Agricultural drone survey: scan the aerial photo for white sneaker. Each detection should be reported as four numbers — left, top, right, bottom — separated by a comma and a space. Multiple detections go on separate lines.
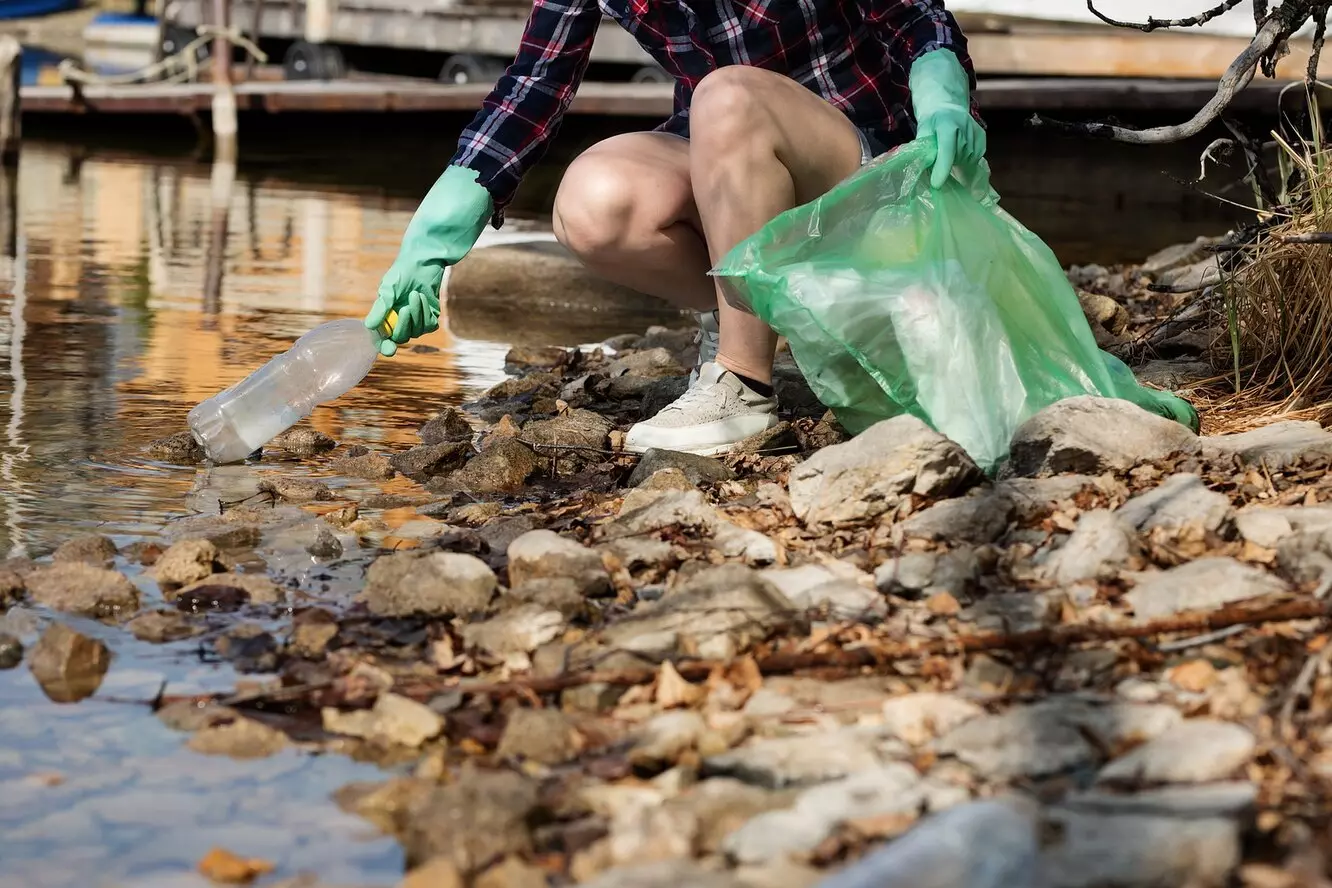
690, 311, 720, 387
626, 361, 779, 456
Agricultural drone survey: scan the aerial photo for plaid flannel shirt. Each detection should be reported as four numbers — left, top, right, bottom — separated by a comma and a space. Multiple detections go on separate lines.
449, 0, 976, 226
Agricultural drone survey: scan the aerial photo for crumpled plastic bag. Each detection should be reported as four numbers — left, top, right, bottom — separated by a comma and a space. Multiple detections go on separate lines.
711, 135, 1198, 473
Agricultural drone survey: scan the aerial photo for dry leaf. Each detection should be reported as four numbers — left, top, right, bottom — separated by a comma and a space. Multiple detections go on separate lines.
844, 811, 918, 841
655, 661, 704, 708
728, 655, 763, 696
926, 591, 961, 617
197, 847, 275, 884
430, 636, 459, 670
1167, 659, 1218, 693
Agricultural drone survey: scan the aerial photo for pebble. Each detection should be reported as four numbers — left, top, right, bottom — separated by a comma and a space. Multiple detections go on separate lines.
874, 552, 938, 597
322, 693, 445, 748
1125, 558, 1286, 620
126, 610, 203, 643
787, 415, 981, 527
306, 526, 343, 559
268, 426, 336, 457
703, 726, 901, 789
258, 476, 333, 503
1097, 719, 1256, 785
508, 530, 610, 597
151, 538, 225, 589
175, 572, 284, 606
52, 534, 118, 566
1006, 396, 1198, 477
1116, 473, 1231, 534
462, 604, 568, 657
628, 448, 736, 487
496, 708, 583, 765
608, 348, 687, 379
26, 563, 140, 620
0, 632, 21, 668
1042, 510, 1138, 585
360, 551, 497, 618
1234, 507, 1296, 549
27, 623, 111, 703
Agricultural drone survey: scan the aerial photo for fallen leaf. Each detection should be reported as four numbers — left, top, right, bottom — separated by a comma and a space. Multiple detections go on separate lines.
1167, 659, 1218, 693
655, 660, 704, 709
926, 591, 961, 617
197, 847, 275, 884
844, 811, 918, 840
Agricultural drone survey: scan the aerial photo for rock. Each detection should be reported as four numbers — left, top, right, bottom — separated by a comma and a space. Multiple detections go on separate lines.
635, 468, 697, 495
1157, 256, 1222, 290
268, 426, 336, 457
26, 563, 139, 620
146, 431, 205, 465
127, 610, 203, 643
609, 348, 687, 379
0, 568, 24, 607
1277, 526, 1332, 585
1061, 783, 1258, 818
151, 538, 225, 588
930, 549, 983, 598
874, 552, 939, 597
402, 858, 464, 888
641, 377, 691, 419
1142, 236, 1220, 275
322, 693, 445, 748
497, 708, 583, 765
1235, 508, 1296, 549
994, 475, 1103, 522
306, 526, 343, 559
772, 362, 826, 419
600, 565, 795, 661
331, 451, 397, 481
401, 768, 539, 871
1007, 397, 1198, 477
258, 476, 333, 503
462, 604, 568, 657
362, 552, 496, 618
1077, 290, 1130, 335
0, 632, 21, 668
703, 726, 899, 789
609, 489, 720, 537
1042, 510, 1138, 584
1040, 807, 1240, 888
215, 624, 280, 673
420, 408, 475, 445
897, 491, 1014, 544
962, 592, 1057, 633
762, 565, 887, 622
1125, 558, 1285, 620
486, 372, 563, 401
577, 860, 742, 888
173, 571, 284, 606
289, 609, 339, 658
606, 374, 666, 401
1116, 473, 1231, 534
880, 693, 984, 746
442, 439, 542, 494
501, 578, 588, 619
1135, 359, 1215, 391
722, 764, 923, 865
508, 530, 609, 597
712, 521, 780, 567
28, 623, 112, 703
447, 502, 505, 526
788, 416, 982, 527
735, 421, 800, 456
187, 717, 288, 759
629, 449, 735, 488
476, 857, 549, 888
1098, 720, 1255, 785
391, 442, 473, 481
1203, 421, 1332, 468
519, 409, 614, 463
52, 534, 118, 566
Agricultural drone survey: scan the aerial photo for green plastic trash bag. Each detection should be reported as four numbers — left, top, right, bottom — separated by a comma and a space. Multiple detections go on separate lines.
711, 135, 1198, 473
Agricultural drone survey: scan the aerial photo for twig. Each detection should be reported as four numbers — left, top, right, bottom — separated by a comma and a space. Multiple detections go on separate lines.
1156, 624, 1249, 652
1086, 0, 1246, 32
1281, 231, 1332, 243
1311, 2, 1331, 82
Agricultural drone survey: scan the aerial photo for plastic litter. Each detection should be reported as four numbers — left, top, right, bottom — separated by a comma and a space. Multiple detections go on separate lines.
188, 318, 384, 464
712, 135, 1198, 473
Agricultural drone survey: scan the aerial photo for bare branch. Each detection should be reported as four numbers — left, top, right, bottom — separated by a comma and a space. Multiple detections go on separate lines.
1086, 0, 1247, 32
1309, 1, 1331, 80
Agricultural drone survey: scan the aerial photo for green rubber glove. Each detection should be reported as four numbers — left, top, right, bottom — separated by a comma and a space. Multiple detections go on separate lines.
909, 49, 987, 190
365, 165, 493, 356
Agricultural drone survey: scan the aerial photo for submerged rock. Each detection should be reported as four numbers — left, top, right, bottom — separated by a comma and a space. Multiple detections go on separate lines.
1125, 558, 1286, 620
146, 431, 205, 465
187, 717, 289, 759
331, 450, 397, 481
268, 426, 336, 457
788, 416, 981, 527
151, 538, 226, 590
26, 563, 139, 620
52, 534, 118, 567
1007, 396, 1198, 477
258, 476, 333, 503
28, 623, 112, 703
175, 571, 284, 606
0, 632, 21, 669
127, 610, 203, 643
361, 552, 497, 618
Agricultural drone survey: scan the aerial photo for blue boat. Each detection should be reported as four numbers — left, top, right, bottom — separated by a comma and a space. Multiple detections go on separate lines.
0, 0, 82, 21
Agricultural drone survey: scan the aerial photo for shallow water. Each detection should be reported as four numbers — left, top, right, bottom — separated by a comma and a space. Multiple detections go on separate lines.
0, 131, 1250, 886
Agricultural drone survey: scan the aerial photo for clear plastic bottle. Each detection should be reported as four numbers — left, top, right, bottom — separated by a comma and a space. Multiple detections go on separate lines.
188, 318, 385, 464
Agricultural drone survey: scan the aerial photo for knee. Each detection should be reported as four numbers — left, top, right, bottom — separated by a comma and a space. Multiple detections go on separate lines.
553, 155, 638, 261
689, 66, 780, 152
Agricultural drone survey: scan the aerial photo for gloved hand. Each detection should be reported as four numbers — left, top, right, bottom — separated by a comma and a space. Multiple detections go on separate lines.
908, 49, 986, 189
365, 165, 493, 356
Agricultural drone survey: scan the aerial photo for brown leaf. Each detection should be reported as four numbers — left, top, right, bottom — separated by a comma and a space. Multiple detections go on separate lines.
1167, 659, 1218, 693
197, 847, 275, 884
843, 811, 918, 841
926, 591, 961, 617
655, 660, 704, 709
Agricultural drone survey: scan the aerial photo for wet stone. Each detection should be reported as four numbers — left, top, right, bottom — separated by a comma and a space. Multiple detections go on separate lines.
26, 563, 140, 620
401, 769, 540, 871
52, 534, 118, 567
331, 451, 397, 481
187, 717, 289, 759
508, 530, 610, 597
497, 708, 583, 765
628, 449, 736, 487
306, 526, 343, 559
0, 632, 22, 668
146, 431, 205, 465
448, 502, 504, 525
391, 442, 474, 481
268, 426, 336, 457
289, 609, 339, 658
520, 409, 615, 466
486, 372, 563, 401
175, 584, 249, 614
215, 625, 280, 673
1042, 510, 1138, 585
475, 515, 538, 555
323, 693, 444, 748
361, 551, 498, 618
156, 700, 243, 733
608, 348, 687, 379
176, 571, 284, 606
788, 415, 982, 527
1006, 396, 1198, 478
127, 610, 202, 643
420, 407, 475, 445
1125, 558, 1286, 620
258, 476, 333, 503
28, 623, 112, 703
438, 439, 542, 495
0, 568, 24, 608
151, 538, 226, 589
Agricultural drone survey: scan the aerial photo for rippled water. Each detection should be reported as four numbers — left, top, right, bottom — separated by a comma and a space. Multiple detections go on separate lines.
0, 128, 1251, 886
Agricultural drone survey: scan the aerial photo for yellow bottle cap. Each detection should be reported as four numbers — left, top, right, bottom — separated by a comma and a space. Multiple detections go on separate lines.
379, 308, 398, 338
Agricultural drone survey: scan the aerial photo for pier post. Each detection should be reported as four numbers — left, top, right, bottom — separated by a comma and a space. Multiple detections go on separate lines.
210, 0, 237, 164
306, 0, 333, 44
0, 35, 22, 165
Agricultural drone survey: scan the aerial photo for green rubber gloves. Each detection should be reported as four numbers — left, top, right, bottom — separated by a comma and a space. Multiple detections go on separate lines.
365, 165, 493, 356
909, 49, 987, 189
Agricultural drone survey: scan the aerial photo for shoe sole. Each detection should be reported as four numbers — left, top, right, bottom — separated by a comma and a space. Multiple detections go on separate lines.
624, 415, 779, 457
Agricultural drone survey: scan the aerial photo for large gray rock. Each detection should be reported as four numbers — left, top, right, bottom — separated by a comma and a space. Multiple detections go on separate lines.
1097, 720, 1256, 785
788, 416, 981, 527
762, 565, 887, 622
1203, 421, 1332, 468
1116, 473, 1231, 534
599, 564, 794, 660
874, 552, 940, 598
1125, 558, 1285, 620
1007, 397, 1198, 478
507, 530, 610, 597
26, 563, 140, 620
1276, 526, 1332, 585
1059, 783, 1257, 818
390, 442, 472, 481
896, 491, 1014, 545
629, 449, 736, 487
1042, 510, 1138, 585
608, 489, 720, 537
994, 476, 1104, 522
1236, 505, 1332, 550
360, 551, 497, 617
704, 726, 904, 789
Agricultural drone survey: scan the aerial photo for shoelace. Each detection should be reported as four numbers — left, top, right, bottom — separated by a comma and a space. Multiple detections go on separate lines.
659, 379, 731, 415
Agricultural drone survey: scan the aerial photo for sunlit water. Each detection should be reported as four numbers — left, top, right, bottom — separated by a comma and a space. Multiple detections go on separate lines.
0, 131, 1251, 886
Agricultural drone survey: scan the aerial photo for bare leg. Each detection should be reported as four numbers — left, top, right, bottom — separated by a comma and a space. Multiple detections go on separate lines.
688, 66, 867, 384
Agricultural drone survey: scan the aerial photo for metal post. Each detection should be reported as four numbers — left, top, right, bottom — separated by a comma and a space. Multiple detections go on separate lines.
210, 0, 237, 164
